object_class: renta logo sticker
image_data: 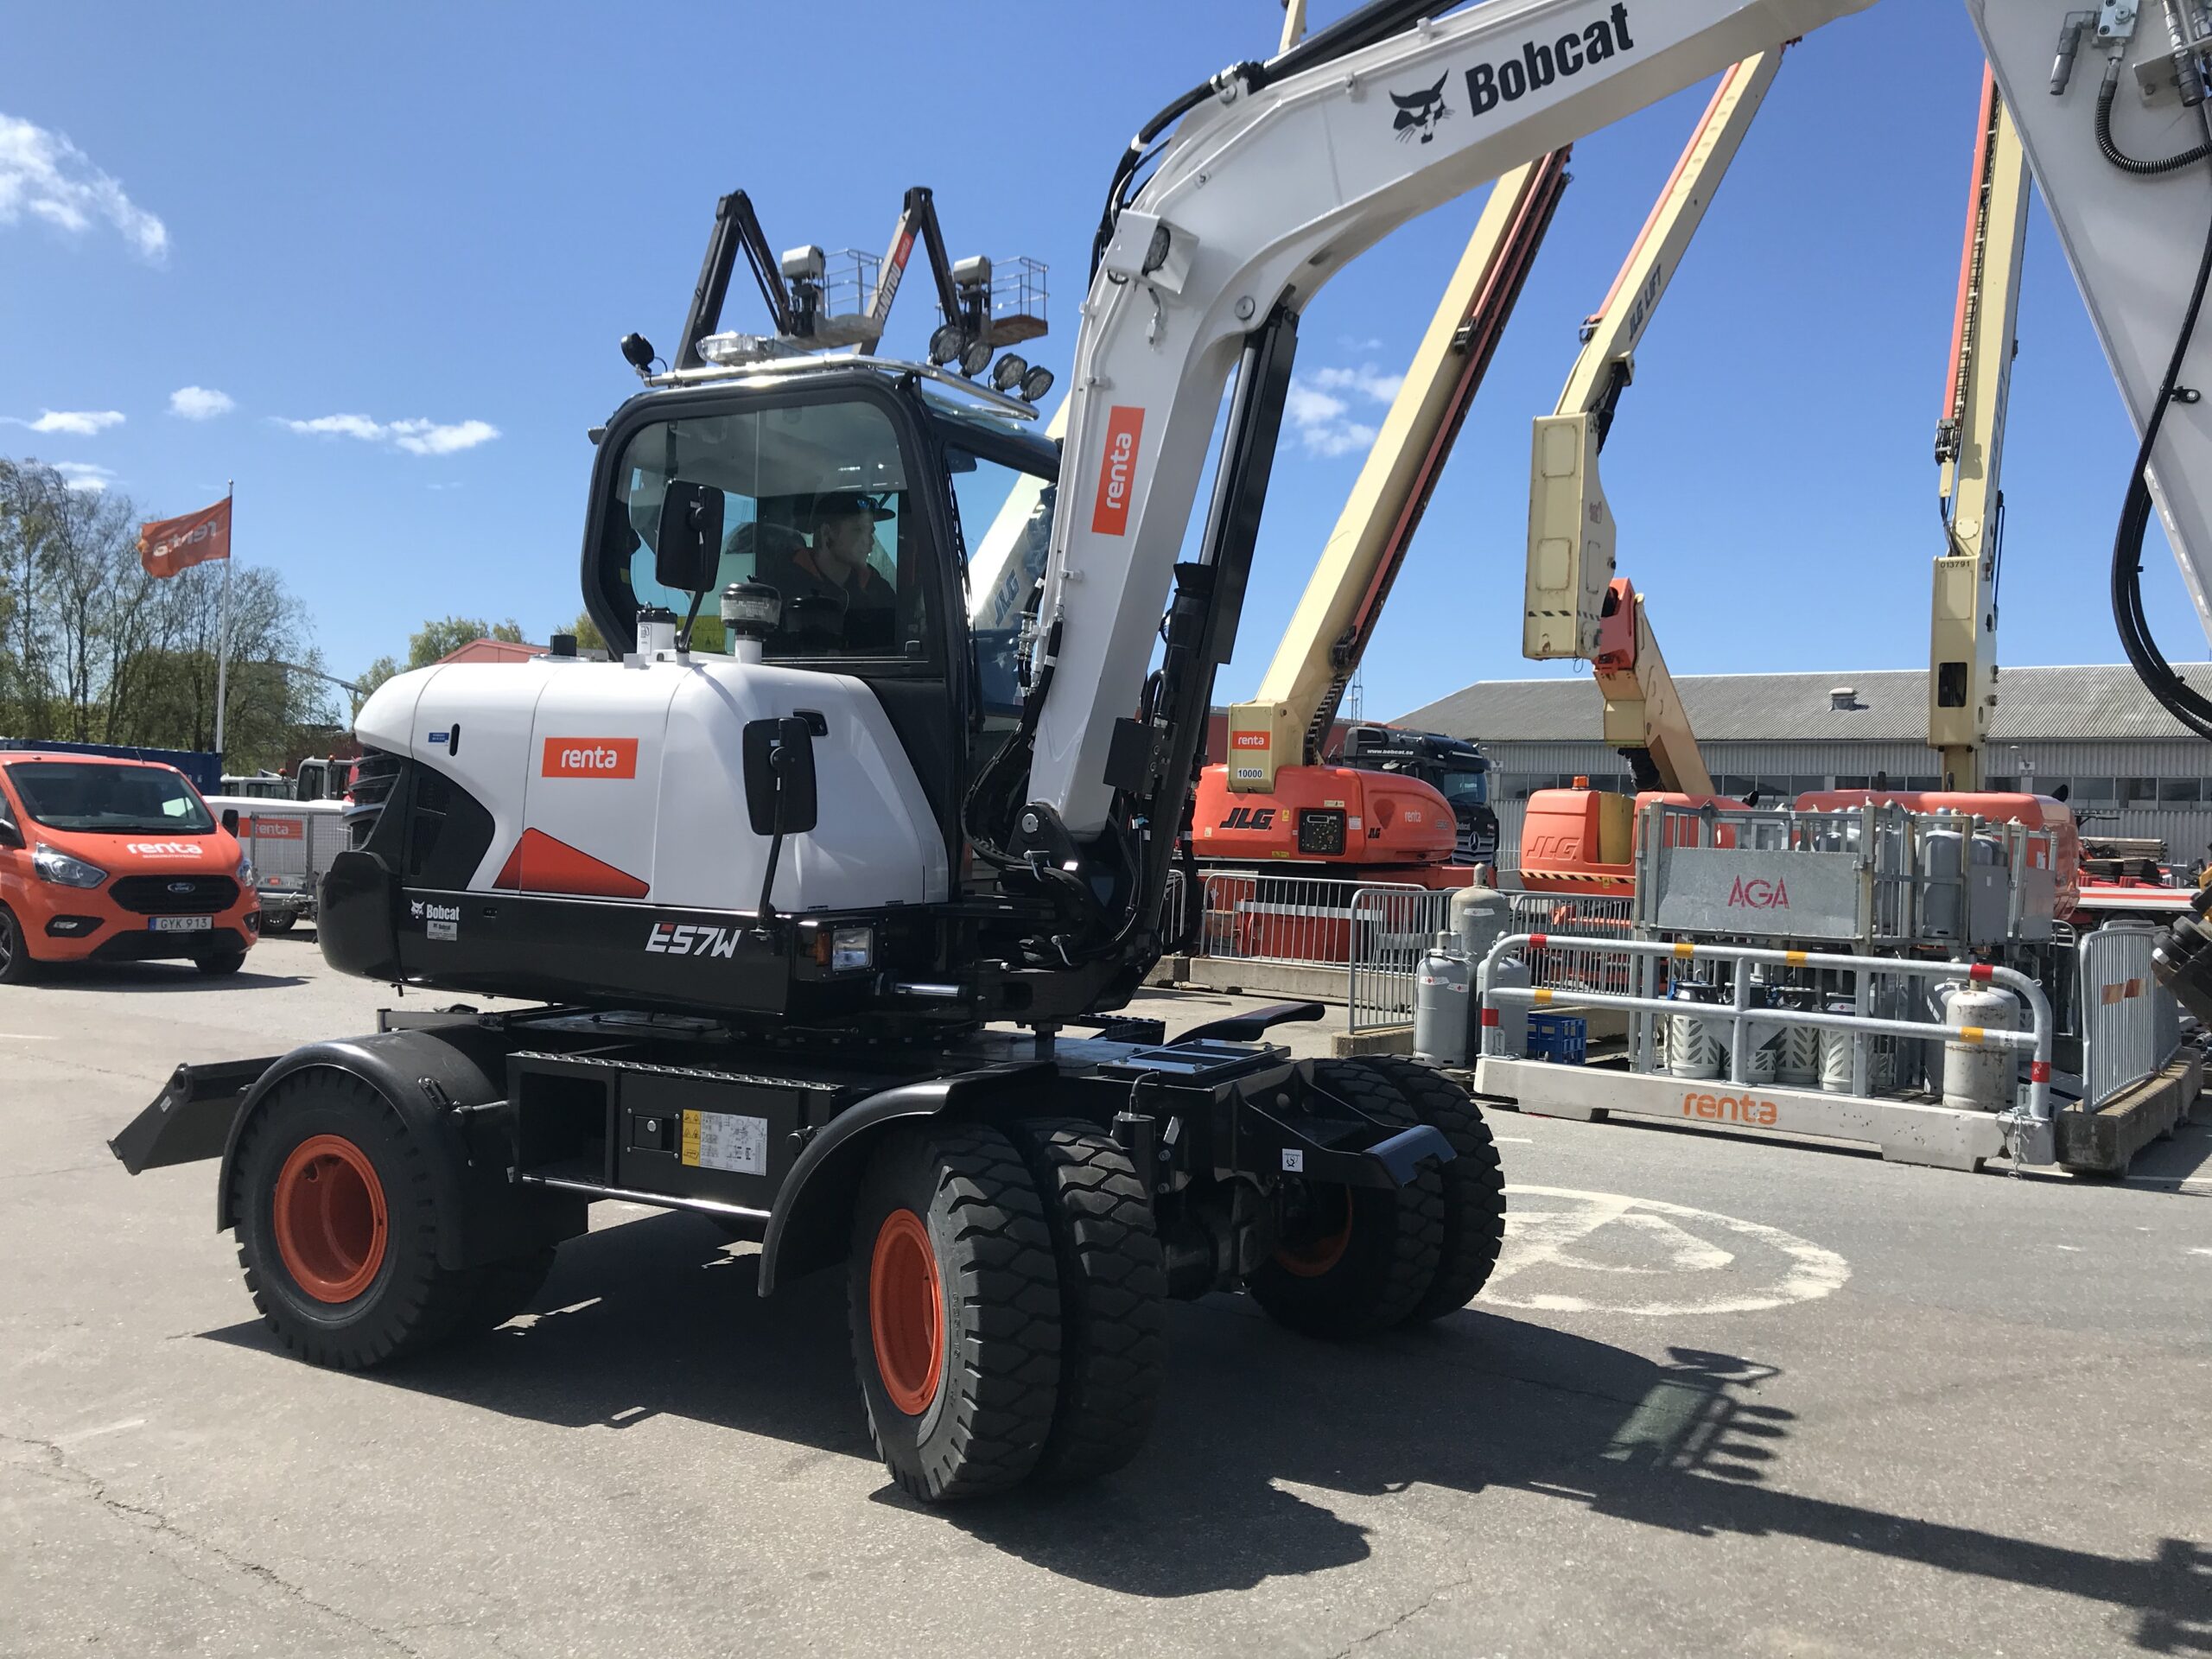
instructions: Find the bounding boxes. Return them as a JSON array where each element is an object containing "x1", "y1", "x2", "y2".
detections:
[
  {"x1": 1230, "y1": 732, "x2": 1269, "y2": 750},
  {"x1": 124, "y1": 841, "x2": 205, "y2": 858},
  {"x1": 248, "y1": 817, "x2": 303, "y2": 840},
  {"x1": 1090, "y1": 405, "x2": 1145, "y2": 537},
  {"x1": 1726, "y1": 875, "x2": 1790, "y2": 909},
  {"x1": 543, "y1": 737, "x2": 639, "y2": 779}
]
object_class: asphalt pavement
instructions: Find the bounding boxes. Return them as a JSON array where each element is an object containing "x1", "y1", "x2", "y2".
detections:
[{"x1": 2, "y1": 933, "x2": 2208, "y2": 1657}]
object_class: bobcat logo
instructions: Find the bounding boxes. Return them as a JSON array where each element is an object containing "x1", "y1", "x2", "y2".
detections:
[{"x1": 1391, "y1": 75, "x2": 1450, "y2": 143}]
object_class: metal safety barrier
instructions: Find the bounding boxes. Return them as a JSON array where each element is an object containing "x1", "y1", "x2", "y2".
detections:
[
  {"x1": 1348, "y1": 886, "x2": 1454, "y2": 1032},
  {"x1": 1196, "y1": 872, "x2": 1421, "y2": 967},
  {"x1": 1477, "y1": 932, "x2": 2057, "y2": 1163},
  {"x1": 229, "y1": 806, "x2": 346, "y2": 920},
  {"x1": 2078, "y1": 924, "x2": 2188, "y2": 1111},
  {"x1": 1507, "y1": 892, "x2": 1635, "y2": 995}
]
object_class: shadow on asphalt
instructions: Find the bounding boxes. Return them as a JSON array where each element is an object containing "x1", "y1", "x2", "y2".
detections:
[
  {"x1": 16, "y1": 962, "x2": 307, "y2": 992},
  {"x1": 203, "y1": 1211, "x2": 2209, "y2": 1647}
]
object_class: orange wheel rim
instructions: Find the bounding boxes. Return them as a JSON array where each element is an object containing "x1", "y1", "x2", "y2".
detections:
[
  {"x1": 868, "y1": 1208, "x2": 944, "y2": 1415},
  {"x1": 1274, "y1": 1191, "x2": 1354, "y2": 1278},
  {"x1": 273, "y1": 1134, "x2": 389, "y2": 1303}
]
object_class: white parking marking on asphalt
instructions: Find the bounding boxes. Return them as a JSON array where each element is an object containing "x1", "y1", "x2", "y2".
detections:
[
  {"x1": 0, "y1": 1033, "x2": 59, "y2": 1040},
  {"x1": 1495, "y1": 1136, "x2": 1535, "y2": 1144},
  {"x1": 2190, "y1": 1247, "x2": 2212, "y2": 1258},
  {"x1": 1484, "y1": 1185, "x2": 1851, "y2": 1317}
]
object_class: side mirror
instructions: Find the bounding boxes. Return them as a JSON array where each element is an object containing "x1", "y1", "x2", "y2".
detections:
[
  {"x1": 220, "y1": 808, "x2": 240, "y2": 836},
  {"x1": 655, "y1": 480, "x2": 726, "y2": 594},
  {"x1": 742, "y1": 717, "x2": 819, "y2": 838},
  {"x1": 0, "y1": 819, "x2": 20, "y2": 851}
]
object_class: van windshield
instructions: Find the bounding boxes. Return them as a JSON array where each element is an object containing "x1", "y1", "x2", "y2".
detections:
[{"x1": 4, "y1": 762, "x2": 214, "y2": 834}]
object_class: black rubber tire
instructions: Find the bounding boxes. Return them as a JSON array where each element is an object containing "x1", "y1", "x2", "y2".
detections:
[
  {"x1": 259, "y1": 910, "x2": 298, "y2": 935},
  {"x1": 1368, "y1": 1058, "x2": 1507, "y2": 1321},
  {"x1": 1247, "y1": 1058, "x2": 1446, "y2": 1338},
  {"x1": 847, "y1": 1123, "x2": 1061, "y2": 1502},
  {"x1": 0, "y1": 904, "x2": 40, "y2": 984},
  {"x1": 196, "y1": 951, "x2": 248, "y2": 978},
  {"x1": 232, "y1": 1071, "x2": 498, "y2": 1369},
  {"x1": 1010, "y1": 1118, "x2": 1166, "y2": 1484}
]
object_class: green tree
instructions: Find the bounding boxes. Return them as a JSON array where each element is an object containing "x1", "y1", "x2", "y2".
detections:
[
  {"x1": 567, "y1": 611, "x2": 607, "y2": 654},
  {"x1": 358, "y1": 654, "x2": 402, "y2": 698},
  {"x1": 405, "y1": 615, "x2": 526, "y2": 669}
]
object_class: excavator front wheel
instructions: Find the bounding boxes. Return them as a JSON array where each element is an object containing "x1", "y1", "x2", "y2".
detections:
[{"x1": 847, "y1": 1124, "x2": 1061, "y2": 1501}]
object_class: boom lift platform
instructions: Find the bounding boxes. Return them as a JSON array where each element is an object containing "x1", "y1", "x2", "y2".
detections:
[{"x1": 106, "y1": 0, "x2": 2212, "y2": 1498}]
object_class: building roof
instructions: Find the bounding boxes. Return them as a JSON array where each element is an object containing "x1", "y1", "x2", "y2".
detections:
[
  {"x1": 1395, "y1": 663, "x2": 2212, "y2": 745},
  {"x1": 435, "y1": 637, "x2": 546, "y2": 665}
]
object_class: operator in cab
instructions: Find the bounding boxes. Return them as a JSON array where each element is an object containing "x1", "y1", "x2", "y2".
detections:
[{"x1": 776, "y1": 490, "x2": 895, "y2": 650}]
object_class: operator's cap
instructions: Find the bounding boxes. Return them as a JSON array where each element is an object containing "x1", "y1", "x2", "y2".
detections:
[{"x1": 805, "y1": 490, "x2": 896, "y2": 526}]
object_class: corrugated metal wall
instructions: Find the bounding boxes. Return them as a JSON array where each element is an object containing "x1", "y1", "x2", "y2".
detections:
[{"x1": 1488, "y1": 738, "x2": 2212, "y2": 868}]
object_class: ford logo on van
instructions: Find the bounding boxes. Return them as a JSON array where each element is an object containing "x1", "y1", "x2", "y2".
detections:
[{"x1": 167, "y1": 881, "x2": 194, "y2": 894}]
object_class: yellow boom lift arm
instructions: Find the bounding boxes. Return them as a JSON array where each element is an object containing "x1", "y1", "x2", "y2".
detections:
[
  {"x1": 1522, "y1": 51, "x2": 1785, "y2": 796},
  {"x1": 1225, "y1": 153, "x2": 1573, "y2": 791},
  {"x1": 1930, "y1": 65, "x2": 2029, "y2": 790}
]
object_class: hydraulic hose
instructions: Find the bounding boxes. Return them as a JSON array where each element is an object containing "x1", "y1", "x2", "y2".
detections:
[
  {"x1": 2096, "y1": 59, "x2": 2212, "y2": 174},
  {"x1": 2107, "y1": 93, "x2": 2212, "y2": 741}
]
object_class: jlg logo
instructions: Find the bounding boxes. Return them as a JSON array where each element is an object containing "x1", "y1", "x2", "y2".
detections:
[
  {"x1": 543, "y1": 737, "x2": 639, "y2": 779},
  {"x1": 645, "y1": 921, "x2": 740, "y2": 957},
  {"x1": 1726, "y1": 876, "x2": 1791, "y2": 909},
  {"x1": 1089, "y1": 405, "x2": 1145, "y2": 536},
  {"x1": 1219, "y1": 806, "x2": 1275, "y2": 830}
]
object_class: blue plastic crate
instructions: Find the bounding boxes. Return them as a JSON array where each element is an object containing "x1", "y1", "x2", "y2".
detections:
[{"x1": 1525, "y1": 1012, "x2": 1587, "y2": 1065}]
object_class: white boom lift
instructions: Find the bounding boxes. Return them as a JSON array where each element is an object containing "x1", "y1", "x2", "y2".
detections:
[{"x1": 113, "y1": 0, "x2": 2212, "y2": 1506}]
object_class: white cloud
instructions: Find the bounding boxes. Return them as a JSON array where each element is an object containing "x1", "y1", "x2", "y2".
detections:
[
  {"x1": 390, "y1": 417, "x2": 499, "y2": 456},
  {"x1": 168, "y1": 385, "x2": 234, "y2": 420},
  {"x1": 1285, "y1": 361, "x2": 1403, "y2": 458},
  {"x1": 280, "y1": 412, "x2": 499, "y2": 456},
  {"x1": 0, "y1": 114, "x2": 168, "y2": 261},
  {"x1": 6, "y1": 408, "x2": 126, "y2": 436},
  {"x1": 1307, "y1": 363, "x2": 1407, "y2": 403},
  {"x1": 51, "y1": 461, "x2": 114, "y2": 493}
]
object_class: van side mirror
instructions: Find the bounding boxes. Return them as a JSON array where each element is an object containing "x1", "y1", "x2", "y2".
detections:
[
  {"x1": 655, "y1": 480, "x2": 726, "y2": 594},
  {"x1": 220, "y1": 808, "x2": 240, "y2": 836},
  {"x1": 742, "y1": 717, "x2": 819, "y2": 837},
  {"x1": 0, "y1": 819, "x2": 20, "y2": 850}
]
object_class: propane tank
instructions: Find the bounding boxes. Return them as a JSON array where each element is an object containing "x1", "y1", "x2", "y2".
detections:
[
  {"x1": 1452, "y1": 882, "x2": 1513, "y2": 965},
  {"x1": 1942, "y1": 985, "x2": 2018, "y2": 1113},
  {"x1": 1667, "y1": 982, "x2": 1723, "y2": 1080},
  {"x1": 1740, "y1": 965, "x2": 1783, "y2": 1084},
  {"x1": 1920, "y1": 830, "x2": 1966, "y2": 941},
  {"x1": 1817, "y1": 1001, "x2": 1856, "y2": 1093},
  {"x1": 1414, "y1": 934, "x2": 1471, "y2": 1066}
]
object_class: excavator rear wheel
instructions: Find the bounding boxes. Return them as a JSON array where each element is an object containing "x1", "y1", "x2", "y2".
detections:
[
  {"x1": 1367, "y1": 1058, "x2": 1506, "y2": 1319},
  {"x1": 1247, "y1": 1058, "x2": 1446, "y2": 1338},
  {"x1": 847, "y1": 1124, "x2": 1061, "y2": 1501}
]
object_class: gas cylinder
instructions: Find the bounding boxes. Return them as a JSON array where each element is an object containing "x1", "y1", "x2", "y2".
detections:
[
  {"x1": 1942, "y1": 985, "x2": 2018, "y2": 1113},
  {"x1": 1414, "y1": 935, "x2": 1471, "y2": 1066}
]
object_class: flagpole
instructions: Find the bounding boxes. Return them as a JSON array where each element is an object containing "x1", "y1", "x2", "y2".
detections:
[{"x1": 213, "y1": 480, "x2": 233, "y2": 757}]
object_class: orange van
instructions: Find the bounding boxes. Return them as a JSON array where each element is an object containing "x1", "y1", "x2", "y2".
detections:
[{"x1": 0, "y1": 751, "x2": 260, "y2": 982}]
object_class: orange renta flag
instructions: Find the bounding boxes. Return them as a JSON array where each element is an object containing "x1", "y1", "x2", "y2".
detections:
[{"x1": 138, "y1": 496, "x2": 232, "y2": 578}]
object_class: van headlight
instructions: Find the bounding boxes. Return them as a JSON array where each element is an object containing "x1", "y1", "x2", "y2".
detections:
[
  {"x1": 33, "y1": 843, "x2": 107, "y2": 888},
  {"x1": 236, "y1": 855, "x2": 257, "y2": 889},
  {"x1": 830, "y1": 924, "x2": 874, "y2": 972}
]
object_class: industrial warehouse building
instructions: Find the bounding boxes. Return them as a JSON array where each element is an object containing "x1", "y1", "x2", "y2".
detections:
[{"x1": 1395, "y1": 662, "x2": 2212, "y2": 873}]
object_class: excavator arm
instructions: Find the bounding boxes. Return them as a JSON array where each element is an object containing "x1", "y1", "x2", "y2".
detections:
[{"x1": 1014, "y1": 0, "x2": 1872, "y2": 850}]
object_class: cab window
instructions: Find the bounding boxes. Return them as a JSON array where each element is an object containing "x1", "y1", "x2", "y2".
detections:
[
  {"x1": 950, "y1": 446, "x2": 1055, "y2": 719},
  {"x1": 604, "y1": 400, "x2": 931, "y2": 662}
]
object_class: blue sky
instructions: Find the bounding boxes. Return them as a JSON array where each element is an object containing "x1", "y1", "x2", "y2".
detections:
[{"x1": 3, "y1": 1, "x2": 2202, "y2": 723}]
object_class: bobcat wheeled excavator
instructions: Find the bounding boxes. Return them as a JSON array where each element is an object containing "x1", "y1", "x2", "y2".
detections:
[{"x1": 112, "y1": 0, "x2": 2212, "y2": 1503}]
